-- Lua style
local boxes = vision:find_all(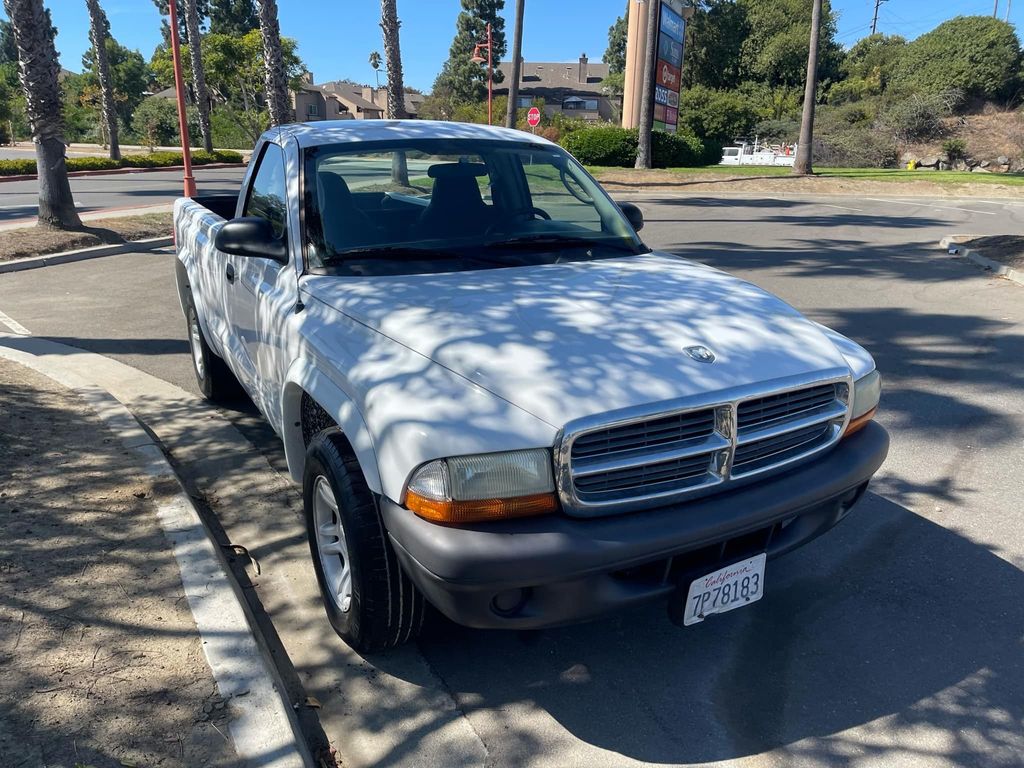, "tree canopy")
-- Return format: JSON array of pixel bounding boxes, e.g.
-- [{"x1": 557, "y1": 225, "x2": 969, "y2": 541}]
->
[
  {"x1": 891, "y1": 16, "x2": 1021, "y2": 102},
  {"x1": 603, "y1": 3, "x2": 628, "y2": 75},
  {"x1": 432, "y1": 0, "x2": 508, "y2": 104}
]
